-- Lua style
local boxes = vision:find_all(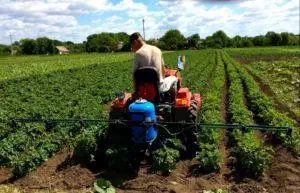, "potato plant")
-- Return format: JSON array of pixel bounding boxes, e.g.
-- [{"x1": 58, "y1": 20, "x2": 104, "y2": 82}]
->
[
  {"x1": 152, "y1": 146, "x2": 180, "y2": 173},
  {"x1": 196, "y1": 51, "x2": 225, "y2": 172},
  {"x1": 226, "y1": 56, "x2": 300, "y2": 155},
  {"x1": 223, "y1": 53, "x2": 273, "y2": 177}
]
